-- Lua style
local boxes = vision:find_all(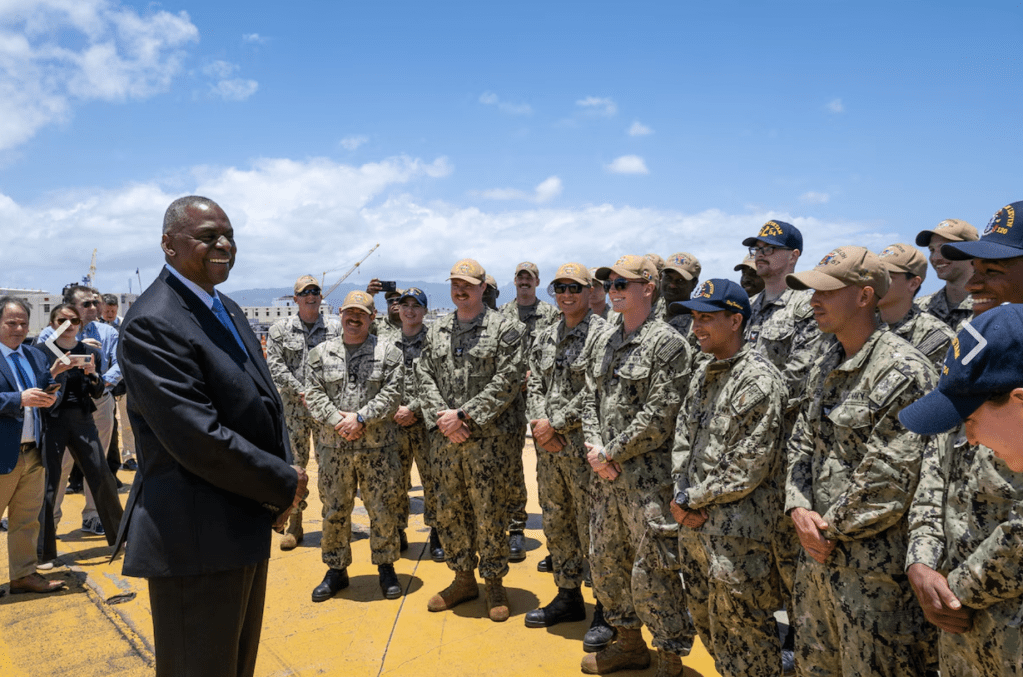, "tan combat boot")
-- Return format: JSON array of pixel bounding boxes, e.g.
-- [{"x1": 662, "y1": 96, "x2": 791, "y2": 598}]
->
[
  {"x1": 427, "y1": 571, "x2": 479, "y2": 612},
  {"x1": 580, "y1": 627, "x2": 650, "y2": 674},
  {"x1": 654, "y1": 649, "x2": 683, "y2": 677},
  {"x1": 280, "y1": 510, "x2": 303, "y2": 551},
  {"x1": 484, "y1": 577, "x2": 510, "y2": 622}
]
